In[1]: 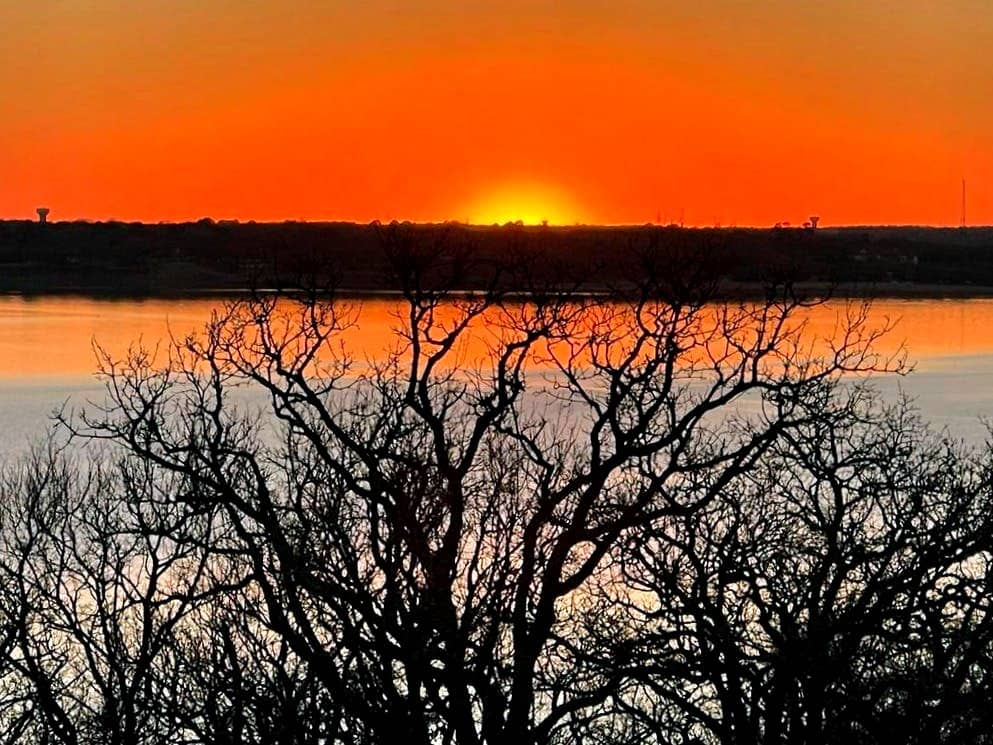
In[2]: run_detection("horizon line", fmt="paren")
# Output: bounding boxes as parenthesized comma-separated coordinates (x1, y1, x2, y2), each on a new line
(2, 217, 991, 230)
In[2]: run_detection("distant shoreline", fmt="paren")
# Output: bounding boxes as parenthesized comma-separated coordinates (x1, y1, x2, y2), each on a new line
(6, 282, 993, 302)
(3, 221, 992, 301)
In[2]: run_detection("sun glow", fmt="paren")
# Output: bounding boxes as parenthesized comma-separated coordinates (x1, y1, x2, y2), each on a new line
(464, 183, 583, 226)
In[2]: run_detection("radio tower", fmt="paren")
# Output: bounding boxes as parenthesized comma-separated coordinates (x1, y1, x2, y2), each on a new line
(961, 178, 967, 228)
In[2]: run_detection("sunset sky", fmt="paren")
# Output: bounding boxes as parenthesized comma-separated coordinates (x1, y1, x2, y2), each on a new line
(1, 1, 990, 226)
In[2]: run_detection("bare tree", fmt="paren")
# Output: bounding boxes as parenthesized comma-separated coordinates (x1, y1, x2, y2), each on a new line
(0, 448, 240, 745)
(591, 385, 993, 745)
(167, 581, 361, 744)
(58, 233, 903, 745)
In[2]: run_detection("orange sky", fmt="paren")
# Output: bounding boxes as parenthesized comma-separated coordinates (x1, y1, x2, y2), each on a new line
(1, 1, 990, 226)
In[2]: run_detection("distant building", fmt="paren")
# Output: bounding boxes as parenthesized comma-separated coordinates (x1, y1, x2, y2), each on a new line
(36, 207, 50, 224)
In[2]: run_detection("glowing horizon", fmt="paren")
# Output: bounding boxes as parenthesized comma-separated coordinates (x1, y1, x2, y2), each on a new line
(1, 2, 990, 227)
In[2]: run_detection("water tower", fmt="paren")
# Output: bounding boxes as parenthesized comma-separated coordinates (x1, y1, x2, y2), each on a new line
(809, 215, 820, 229)
(36, 207, 50, 224)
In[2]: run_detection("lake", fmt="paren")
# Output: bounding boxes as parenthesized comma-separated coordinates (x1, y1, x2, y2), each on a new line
(1, 295, 992, 459)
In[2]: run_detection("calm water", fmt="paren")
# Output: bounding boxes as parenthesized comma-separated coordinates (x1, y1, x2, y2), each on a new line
(1, 296, 992, 458)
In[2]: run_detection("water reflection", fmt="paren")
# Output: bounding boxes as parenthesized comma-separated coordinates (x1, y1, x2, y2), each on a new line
(1, 295, 991, 451)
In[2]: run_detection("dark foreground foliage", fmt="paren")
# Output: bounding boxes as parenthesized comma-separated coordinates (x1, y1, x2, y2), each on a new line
(1, 238, 992, 744)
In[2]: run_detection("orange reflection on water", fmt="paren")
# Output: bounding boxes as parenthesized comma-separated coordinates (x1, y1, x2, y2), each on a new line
(1, 296, 992, 381)
(0, 297, 217, 380)
(796, 299, 993, 363)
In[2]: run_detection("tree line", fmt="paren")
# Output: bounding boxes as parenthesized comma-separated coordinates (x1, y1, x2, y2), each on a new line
(0, 236, 991, 744)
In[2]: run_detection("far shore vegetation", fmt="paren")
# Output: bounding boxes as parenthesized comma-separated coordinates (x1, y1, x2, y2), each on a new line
(1, 220, 992, 299)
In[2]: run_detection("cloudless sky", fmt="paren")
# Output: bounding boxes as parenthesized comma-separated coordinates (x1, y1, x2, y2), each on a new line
(1, 1, 990, 225)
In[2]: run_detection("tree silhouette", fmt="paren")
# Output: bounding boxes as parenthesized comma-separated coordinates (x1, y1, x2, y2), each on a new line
(54, 233, 906, 743)
(0, 232, 987, 743)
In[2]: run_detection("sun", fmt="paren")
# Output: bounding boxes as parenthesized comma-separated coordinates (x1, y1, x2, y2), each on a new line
(463, 183, 583, 226)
